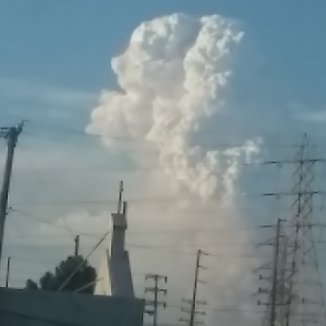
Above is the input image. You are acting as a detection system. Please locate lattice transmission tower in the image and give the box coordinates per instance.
[257,134,326,326]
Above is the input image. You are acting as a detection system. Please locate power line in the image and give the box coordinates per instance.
[253,134,326,326]
[5,209,276,237]
[167,303,264,314]
[1,227,266,238]
[25,122,302,149]
[5,210,55,273]
[4,239,262,249]
[56,231,110,292]
[2,240,267,259]
[16,142,75,237]
[10,209,73,234]
[7,197,312,207]
[0,255,54,266]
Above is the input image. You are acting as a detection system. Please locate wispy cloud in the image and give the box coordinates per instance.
[295,110,326,123]
[0,77,97,109]
[290,101,326,123]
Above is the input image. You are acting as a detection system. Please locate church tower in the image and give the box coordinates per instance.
[95,181,134,297]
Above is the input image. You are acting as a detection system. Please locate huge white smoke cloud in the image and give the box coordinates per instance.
[87,13,261,325]
[87,13,258,200]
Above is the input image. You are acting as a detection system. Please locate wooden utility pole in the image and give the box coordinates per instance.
[74,235,80,256]
[145,273,167,326]
[180,298,206,326]
[270,218,282,326]
[189,250,207,326]
[5,256,11,288]
[0,123,23,267]
[256,219,287,326]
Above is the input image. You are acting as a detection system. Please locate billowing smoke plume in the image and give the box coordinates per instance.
[87,13,258,200]
[87,13,260,325]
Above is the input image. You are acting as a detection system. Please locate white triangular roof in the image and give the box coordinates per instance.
[95,249,111,295]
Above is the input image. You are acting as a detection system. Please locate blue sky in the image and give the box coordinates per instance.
[0,0,325,249]
[1,1,326,322]
[1,0,326,128]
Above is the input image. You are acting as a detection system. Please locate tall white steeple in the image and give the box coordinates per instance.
[95,181,134,297]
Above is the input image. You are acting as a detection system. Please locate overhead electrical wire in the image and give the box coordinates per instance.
[5,212,56,272]
[15,142,75,237]
[165,303,264,314]
[10,209,73,233]
[24,121,304,150]
[57,231,110,292]
[6,210,273,235]
[6,122,326,300]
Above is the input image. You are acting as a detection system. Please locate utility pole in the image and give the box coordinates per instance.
[270,218,282,326]
[189,249,207,326]
[256,220,287,326]
[144,273,167,326]
[0,123,23,267]
[180,299,206,326]
[5,256,11,288]
[74,235,80,256]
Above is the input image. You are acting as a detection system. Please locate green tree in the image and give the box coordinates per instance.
[25,279,38,290]
[25,255,97,294]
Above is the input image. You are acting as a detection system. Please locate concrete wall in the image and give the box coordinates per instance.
[0,288,144,326]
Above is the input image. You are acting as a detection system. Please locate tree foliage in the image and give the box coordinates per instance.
[25,279,38,290]
[25,255,97,294]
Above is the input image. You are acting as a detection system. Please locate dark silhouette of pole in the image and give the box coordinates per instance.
[5,256,11,288]
[153,275,159,326]
[270,219,282,326]
[0,123,23,267]
[74,235,80,256]
[190,250,204,326]
[117,181,124,214]
[180,298,207,326]
[145,274,167,326]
